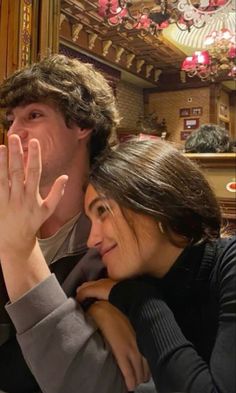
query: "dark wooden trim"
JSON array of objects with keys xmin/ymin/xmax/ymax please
[{"xmin": 219, "ymin": 197, "xmax": 236, "ymax": 220}]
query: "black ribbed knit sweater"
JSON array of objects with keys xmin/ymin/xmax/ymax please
[{"xmin": 109, "ymin": 237, "xmax": 236, "ymax": 393}]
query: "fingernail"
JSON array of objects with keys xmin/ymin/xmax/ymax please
[
  {"xmin": 0, "ymin": 146, "xmax": 6, "ymax": 161},
  {"xmin": 30, "ymin": 140, "xmax": 38, "ymax": 149}
]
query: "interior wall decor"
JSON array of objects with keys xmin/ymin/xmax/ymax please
[
  {"xmin": 181, "ymin": 130, "xmax": 192, "ymax": 140},
  {"xmin": 179, "ymin": 107, "xmax": 191, "ymax": 117},
  {"xmin": 191, "ymin": 107, "xmax": 203, "ymax": 116},
  {"xmin": 184, "ymin": 117, "xmax": 200, "ymax": 129}
]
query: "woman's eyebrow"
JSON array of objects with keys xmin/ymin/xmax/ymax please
[{"xmin": 87, "ymin": 196, "xmax": 107, "ymax": 212}]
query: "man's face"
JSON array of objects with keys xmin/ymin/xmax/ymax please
[{"xmin": 6, "ymin": 103, "xmax": 81, "ymax": 186}]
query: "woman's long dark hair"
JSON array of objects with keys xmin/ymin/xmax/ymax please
[{"xmin": 89, "ymin": 139, "xmax": 221, "ymax": 246}]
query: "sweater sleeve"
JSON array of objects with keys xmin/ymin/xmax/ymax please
[
  {"xmin": 6, "ymin": 274, "xmax": 127, "ymax": 393},
  {"xmin": 109, "ymin": 239, "xmax": 236, "ymax": 393}
]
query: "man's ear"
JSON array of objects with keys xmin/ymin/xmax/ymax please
[{"xmin": 76, "ymin": 127, "xmax": 93, "ymax": 141}]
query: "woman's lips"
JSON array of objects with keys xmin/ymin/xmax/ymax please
[{"xmin": 101, "ymin": 244, "xmax": 117, "ymax": 259}]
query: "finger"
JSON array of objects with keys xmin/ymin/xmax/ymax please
[
  {"xmin": 132, "ymin": 356, "xmax": 150, "ymax": 385},
  {"xmin": 78, "ymin": 281, "xmax": 97, "ymax": 291},
  {"xmin": 76, "ymin": 280, "xmax": 110, "ymax": 302},
  {"xmin": 129, "ymin": 355, "xmax": 144, "ymax": 386},
  {"xmin": 25, "ymin": 139, "xmax": 42, "ymax": 196},
  {"xmin": 142, "ymin": 357, "xmax": 151, "ymax": 383},
  {"xmin": 0, "ymin": 145, "xmax": 9, "ymax": 205},
  {"xmin": 8, "ymin": 135, "xmax": 24, "ymax": 197},
  {"xmin": 117, "ymin": 356, "xmax": 137, "ymax": 391},
  {"xmin": 76, "ymin": 283, "xmax": 97, "ymax": 302},
  {"xmin": 41, "ymin": 175, "xmax": 68, "ymax": 220}
]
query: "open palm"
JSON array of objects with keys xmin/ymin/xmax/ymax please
[{"xmin": 0, "ymin": 134, "xmax": 68, "ymax": 261}]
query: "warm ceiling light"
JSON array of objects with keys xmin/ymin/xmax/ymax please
[
  {"xmin": 98, "ymin": 0, "xmax": 205, "ymax": 35},
  {"xmin": 181, "ymin": 27, "xmax": 236, "ymax": 81}
]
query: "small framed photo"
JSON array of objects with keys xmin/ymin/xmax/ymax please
[
  {"xmin": 191, "ymin": 107, "xmax": 203, "ymax": 116},
  {"xmin": 184, "ymin": 118, "xmax": 199, "ymax": 130},
  {"xmin": 180, "ymin": 131, "xmax": 192, "ymax": 141},
  {"xmin": 219, "ymin": 104, "xmax": 228, "ymax": 117},
  {"xmin": 179, "ymin": 108, "xmax": 191, "ymax": 117},
  {"xmin": 219, "ymin": 119, "xmax": 230, "ymax": 130}
]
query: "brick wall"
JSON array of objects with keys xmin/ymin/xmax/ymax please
[
  {"xmin": 147, "ymin": 87, "xmax": 210, "ymax": 145},
  {"xmin": 116, "ymin": 80, "xmax": 144, "ymax": 131}
]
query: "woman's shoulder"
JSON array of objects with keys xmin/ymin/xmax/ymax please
[{"xmin": 208, "ymin": 236, "xmax": 236, "ymax": 284}]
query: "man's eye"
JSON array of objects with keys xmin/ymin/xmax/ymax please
[{"xmin": 29, "ymin": 112, "xmax": 42, "ymax": 119}]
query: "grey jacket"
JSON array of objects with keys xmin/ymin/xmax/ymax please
[{"xmin": 2, "ymin": 214, "xmax": 127, "ymax": 393}]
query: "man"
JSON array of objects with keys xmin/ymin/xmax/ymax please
[
  {"xmin": 184, "ymin": 123, "xmax": 232, "ymax": 153},
  {"xmin": 0, "ymin": 55, "xmax": 146, "ymax": 393}
]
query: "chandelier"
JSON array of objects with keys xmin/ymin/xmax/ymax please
[
  {"xmin": 98, "ymin": 0, "xmax": 205, "ymax": 35},
  {"xmin": 178, "ymin": 0, "xmax": 235, "ymax": 27},
  {"xmin": 181, "ymin": 27, "xmax": 236, "ymax": 81}
]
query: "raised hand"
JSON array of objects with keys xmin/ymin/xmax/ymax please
[{"xmin": 0, "ymin": 135, "xmax": 68, "ymax": 261}]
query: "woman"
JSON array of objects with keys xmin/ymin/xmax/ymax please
[{"xmin": 77, "ymin": 138, "xmax": 236, "ymax": 393}]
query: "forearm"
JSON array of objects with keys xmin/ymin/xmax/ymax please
[
  {"xmin": 6, "ymin": 275, "xmax": 127, "ymax": 393},
  {"xmin": 1, "ymin": 241, "xmax": 50, "ymax": 302}
]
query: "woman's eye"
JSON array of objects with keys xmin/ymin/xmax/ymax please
[{"xmin": 97, "ymin": 205, "xmax": 108, "ymax": 218}]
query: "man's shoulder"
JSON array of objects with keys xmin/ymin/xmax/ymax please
[{"xmin": 59, "ymin": 247, "xmax": 106, "ymax": 295}]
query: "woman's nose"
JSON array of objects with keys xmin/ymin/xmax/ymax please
[{"xmin": 87, "ymin": 223, "xmax": 102, "ymax": 250}]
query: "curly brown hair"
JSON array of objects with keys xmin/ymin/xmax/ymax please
[{"xmin": 0, "ymin": 54, "xmax": 120, "ymax": 163}]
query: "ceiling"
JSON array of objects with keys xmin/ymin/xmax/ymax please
[{"xmin": 60, "ymin": 0, "xmax": 236, "ymax": 89}]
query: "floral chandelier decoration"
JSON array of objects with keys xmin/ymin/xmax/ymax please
[
  {"xmin": 177, "ymin": 0, "xmax": 235, "ymax": 27},
  {"xmin": 98, "ymin": 0, "xmax": 206, "ymax": 35},
  {"xmin": 181, "ymin": 26, "xmax": 236, "ymax": 81},
  {"xmin": 98, "ymin": 1, "xmax": 236, "ymax": 81}
]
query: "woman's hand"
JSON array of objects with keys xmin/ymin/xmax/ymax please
[
  {"xmin": 77, "ymin": 279, "xmax": 150, "ymax": 390},
  {"xmin": 76, "ymin": 278, "xmax": 116, "ymax": 302},
  {"xmin": 0, "ymin": 135, "xmax": 68, "ymax": 261},
  {"xmin": 86, "ymin": 300, "xmax": 150, "ymax": 391}
]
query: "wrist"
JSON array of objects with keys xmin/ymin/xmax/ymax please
[
  {"xmin": 0, "ymin": 237, "xmax": 36, "ymax": 264},
  {"xmin": 0, "ymin": 241, "xmax": 51, "ymax": 302}
]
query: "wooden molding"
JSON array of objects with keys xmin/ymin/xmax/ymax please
[
  {"xmin": 184, "ymin": 153, "xmax": 236, "ymax": 168},
  {"xmin": 219, "ymin": 197, "xmax": 236, "ymax": 220}
]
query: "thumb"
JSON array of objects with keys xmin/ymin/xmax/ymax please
[{"xmin": 42, "ymin": 175, "xmax": 68, "ymax": 219}]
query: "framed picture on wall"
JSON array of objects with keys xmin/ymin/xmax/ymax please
[
  {"xmin": 179, "ymin": 108, "xmax": 191, "ymax": 117},
  {"xmin": 191, "ymin": 107, "xmax": 203, "ymax": 116},
  {"xmin": 180, "ymin": 131, "xmax": 192, "ymax": 141},
  {"xmin": 219, "ymin": 104, "xmax": 228, "ymax": 118},
  {"xmin": 219, "ymin": 119, "xmax": 230, "ymax": 131},
  {"xmin": 184, "ymin": 118, "xmax": 199, "ymax": 130}
]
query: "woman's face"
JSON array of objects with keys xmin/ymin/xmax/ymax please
[{"xmin": 85, "ymin": 184, "xmax": 161, "ymax": 280}]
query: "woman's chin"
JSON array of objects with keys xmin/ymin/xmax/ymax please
[{"xmin": 107, "ymin": 268, "xmax": 129, "ymax": 282}]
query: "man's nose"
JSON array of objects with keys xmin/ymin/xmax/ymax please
[{"xmin": 7, "ymin": 120, "xmax": 28, "ymax": 139}]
